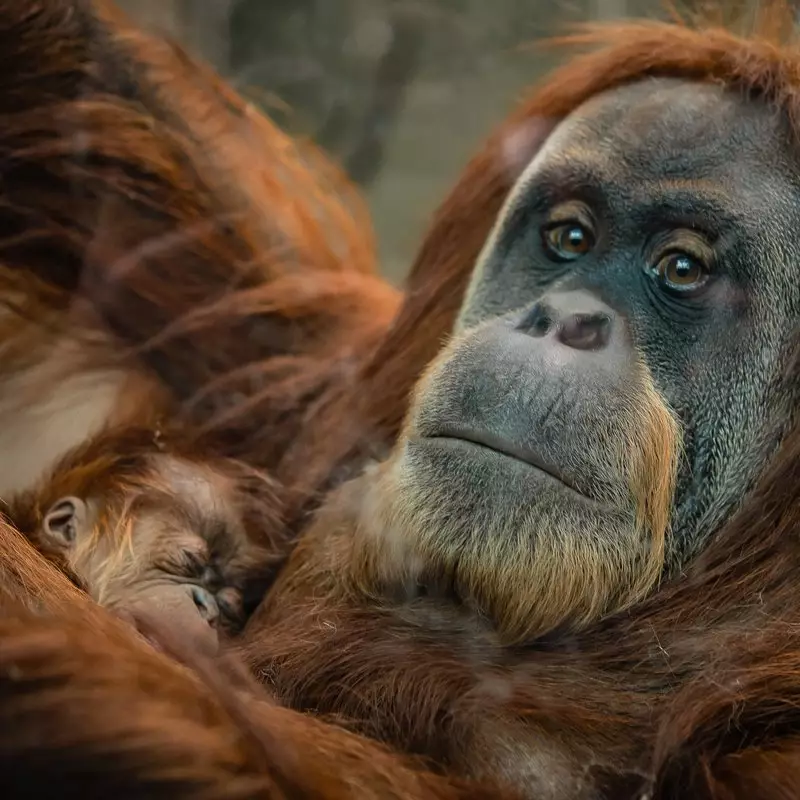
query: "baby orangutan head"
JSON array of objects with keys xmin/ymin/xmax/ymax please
[{"xmin": 9, "ymin": 434, "xmax": 278, "ymax": 656}]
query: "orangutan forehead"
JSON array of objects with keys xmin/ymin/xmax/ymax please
[
  {"xmin": 524, "ymin": 77, "xmax": 796, "ymax": 186},
  {"xmin": 151, "ymin": 456, "xmax": 233, "ymax": 521}
]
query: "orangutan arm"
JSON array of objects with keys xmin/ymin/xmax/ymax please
[{"xmin": 0, "ymin": 524, "xmax": 513, "ymax": 800}]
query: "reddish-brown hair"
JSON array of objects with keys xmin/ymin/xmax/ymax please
[
  {"xmin": 2, "ymin": 1, "xmax": 800, "ymax": 798},
  {"xmin": 0, "ymin": 0, "xmax": 399, "ymax": 511}
]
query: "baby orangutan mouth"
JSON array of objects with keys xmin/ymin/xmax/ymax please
[{"xmin": 114, "ymin": 585, "xmax": 238, "ymax": 656}]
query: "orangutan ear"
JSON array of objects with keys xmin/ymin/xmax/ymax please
[{"xmin": 42, "ymin": 496, "xmax": 88, "ymax": 548}]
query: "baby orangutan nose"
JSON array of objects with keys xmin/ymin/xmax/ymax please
[
  {"xmin": 191, "ymin": 586, "xmax": 219, "ymax": 628},
  {"xmin": 519, "ymin": 291, "xmax": 617, "ymax": 353},
  {"xmin": 191, "ymin": 585, "xmax": 220, "ymax": 626}
]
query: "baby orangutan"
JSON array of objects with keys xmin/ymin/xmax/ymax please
[{"xmin": 3, "ymin": 428, "xmax": 279, "ymax": 656}]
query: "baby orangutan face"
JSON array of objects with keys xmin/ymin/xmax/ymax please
[{"xmin": 36, "ymin": 457, "xmax": 263, "ymax": 656}]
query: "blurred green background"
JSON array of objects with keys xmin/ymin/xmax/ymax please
[{"xmin": 117, "ymin": 0, "xmax": 668, "ymax": 282}]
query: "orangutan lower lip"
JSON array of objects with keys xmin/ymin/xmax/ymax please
[{"xmin": 425, "ymin": 430, "xmax": 584, "ymax": 495}]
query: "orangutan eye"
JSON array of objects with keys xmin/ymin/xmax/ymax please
[
  {"xmin": 542, "ymin": 222, "xmax": 595, "ymax": 262},
  {"xmin": 651, "ymin": 251, "xmax": 710, "ymax": 296}
]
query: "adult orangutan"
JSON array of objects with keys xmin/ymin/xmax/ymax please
[
  {"xmin": 247, "ymin": 4, "xmax": 800, "ymax": 798},
  {"xmin": 1, "ymin": 2, "xmax": 800, "ymax": 800}
]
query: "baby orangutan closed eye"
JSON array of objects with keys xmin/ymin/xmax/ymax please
[{"xmin": 4, "ymin": 429, "xmax": 278, "ymax": 656}]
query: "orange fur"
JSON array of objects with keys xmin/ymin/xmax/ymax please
[{"xmin": 0, "ymin": 2, "xmax": 799, "ymax": 799}]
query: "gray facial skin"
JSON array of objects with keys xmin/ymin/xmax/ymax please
[{"xmin": 381, "ymin": 78, "xmax": 800, "ymax": 630}]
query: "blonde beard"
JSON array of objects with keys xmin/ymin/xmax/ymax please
[{"xmin": 349, "ymin": 340, "xmax": 682, "ymax": 645}]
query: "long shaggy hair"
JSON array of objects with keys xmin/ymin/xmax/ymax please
[
  {"xmin": 1, "ymin": 1, "xmax": 800, "ymax": 799},
  {"xmin": 0, "ymin": 0, "xmax": 399, "ymax": 517}
]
